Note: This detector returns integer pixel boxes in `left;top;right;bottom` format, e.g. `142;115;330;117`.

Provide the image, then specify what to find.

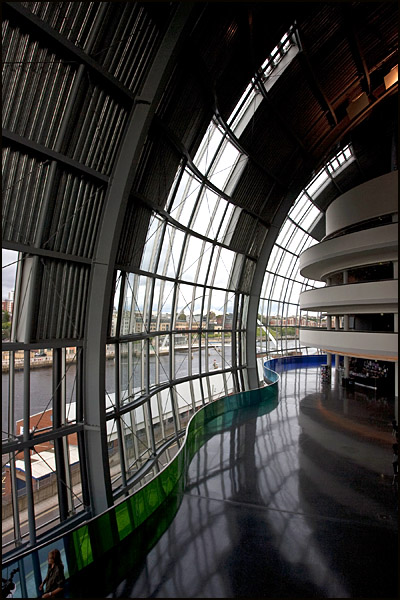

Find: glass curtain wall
105;128;248;495
2;1;165;555
2;15;300;552
257;145;355;372
103;29;300;497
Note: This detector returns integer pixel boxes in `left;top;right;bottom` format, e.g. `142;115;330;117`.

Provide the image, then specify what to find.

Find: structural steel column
83;4;195;514
334;315;340;371
246;190;300;389
344;355;350;378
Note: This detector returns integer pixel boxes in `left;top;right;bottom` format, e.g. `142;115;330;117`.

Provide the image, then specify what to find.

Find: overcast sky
2;250;18;299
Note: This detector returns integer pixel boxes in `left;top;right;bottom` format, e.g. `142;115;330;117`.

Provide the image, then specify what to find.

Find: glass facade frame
1;3;362;563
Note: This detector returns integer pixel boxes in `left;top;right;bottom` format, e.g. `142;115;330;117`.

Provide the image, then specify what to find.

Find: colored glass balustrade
2;384;279;598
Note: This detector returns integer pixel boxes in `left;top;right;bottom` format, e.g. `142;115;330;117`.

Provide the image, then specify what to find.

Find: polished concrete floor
106;368;398;598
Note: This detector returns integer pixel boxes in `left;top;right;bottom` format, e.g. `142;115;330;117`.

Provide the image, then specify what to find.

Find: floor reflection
107;368;397;598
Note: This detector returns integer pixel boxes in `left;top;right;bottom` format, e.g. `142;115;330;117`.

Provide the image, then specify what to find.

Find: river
2;345;234;436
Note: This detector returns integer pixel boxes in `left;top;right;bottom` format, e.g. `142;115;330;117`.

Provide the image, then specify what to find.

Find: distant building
2;291;14;315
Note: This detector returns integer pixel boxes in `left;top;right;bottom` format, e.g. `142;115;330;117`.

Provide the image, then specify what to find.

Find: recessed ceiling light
384;65;398;90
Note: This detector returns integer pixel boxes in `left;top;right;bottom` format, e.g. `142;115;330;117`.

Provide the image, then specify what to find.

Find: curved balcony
299;223;397;282
299;329;398;361
299;280;398;314
325;171;398;238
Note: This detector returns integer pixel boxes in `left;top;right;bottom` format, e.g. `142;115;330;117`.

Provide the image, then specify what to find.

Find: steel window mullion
205;366;212;402
204;292;213;375
188;288;198;383
177;232;191;283
129;269;237;296
213;198;230;242
145;277;157;388
129;385;140;472
170;218;189;372
258;298;265;353
135;195;261;257
61;348;73;515
155;278;167;387
159;112;282;200
273;242;298;258
127;341;134;401
189;375;196;412
153;333;161;388
146;275;156;335
76;348;90;510
204;126;226;180
115;342;127;490
235;295;243;370
231;251;248;367
232;303;239;372
127;274;138;335
154;122;272;226
208;244;221;289
53;348;68;521
144;339;157;467
147;215;164;274
222;371;228;397
114;365;238;422
170;387;181;444
156;391;166;441
115;271;126;338
8;350;22;546
235;359;243;392
162;222;183;284
22;350;36;546
176;167;202;228
157;220;172;281
204;189;224;240
165;160;186;213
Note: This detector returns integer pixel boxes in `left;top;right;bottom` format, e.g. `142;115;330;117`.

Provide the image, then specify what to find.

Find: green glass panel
160;456;179;495
90;512;116;555
71;525;93;570
131;488;146;527
115;501;134;541
5;380;280;596
144;477;165;513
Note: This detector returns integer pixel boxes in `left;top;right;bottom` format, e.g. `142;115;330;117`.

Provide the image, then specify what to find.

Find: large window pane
140;214;163;272
181;236;212;284
168;169;201;227
157;224;185;278
193;122;224;176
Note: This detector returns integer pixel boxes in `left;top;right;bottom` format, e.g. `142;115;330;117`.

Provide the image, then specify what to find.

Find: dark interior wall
351;313;394;332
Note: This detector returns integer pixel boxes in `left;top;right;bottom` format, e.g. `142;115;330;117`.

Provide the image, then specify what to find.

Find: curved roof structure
2;1;398;557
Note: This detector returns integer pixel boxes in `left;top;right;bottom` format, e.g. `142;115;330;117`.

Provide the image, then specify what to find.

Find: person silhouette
39;549;65;598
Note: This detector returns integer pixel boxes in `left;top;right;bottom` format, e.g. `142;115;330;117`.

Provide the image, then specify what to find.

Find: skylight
306;144;355;200
227;27;299;134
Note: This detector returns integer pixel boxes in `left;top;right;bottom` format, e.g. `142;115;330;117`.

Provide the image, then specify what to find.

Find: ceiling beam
295;27;338;128
340;5;371;96
312;85;397;162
